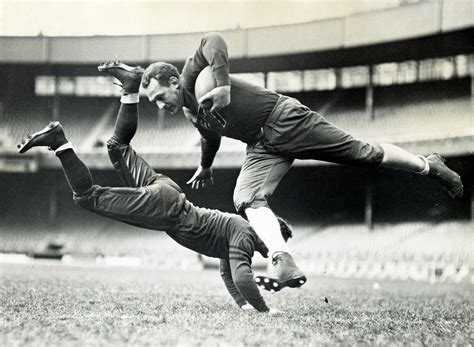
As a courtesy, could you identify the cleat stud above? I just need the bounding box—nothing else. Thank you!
[273,282,278,288]
[270,289,275,294]
[299,280,305,284]
[255,277,261,283]
[264,278,270,283]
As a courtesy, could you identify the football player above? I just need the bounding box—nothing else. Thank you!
[16,69,295,313]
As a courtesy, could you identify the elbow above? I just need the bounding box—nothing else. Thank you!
[204,32,224,41]
[202,32,227,49]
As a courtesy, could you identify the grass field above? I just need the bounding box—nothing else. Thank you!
[0,263,471,346]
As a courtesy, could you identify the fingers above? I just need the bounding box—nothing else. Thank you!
[268,308,283,316]
[199,86,231,111]
[191,180,200,190]
[186,175,198,185]
[198,94,213,110]
[187,178,214,190]
[241,304,253,311]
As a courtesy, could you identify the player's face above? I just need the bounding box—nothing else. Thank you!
[144,77,183,115]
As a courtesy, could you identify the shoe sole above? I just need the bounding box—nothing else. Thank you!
[254,275,307,293]
[97,62,136,73]
[17,122,61,154]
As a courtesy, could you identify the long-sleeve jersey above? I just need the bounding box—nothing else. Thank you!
[180,32,279,167]
[79,145,270,312]
[166,199,270,312]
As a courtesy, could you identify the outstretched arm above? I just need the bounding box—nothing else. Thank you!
[228,237,269,312]
[187,127,221,189]
[193,32,230,89]
[182,32,231,111]
[219,259,247,308]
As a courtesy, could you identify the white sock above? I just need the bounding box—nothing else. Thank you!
[416,155,430,175]
[54,142,74,156]
[120,93,139,104]
[245,207,291,257]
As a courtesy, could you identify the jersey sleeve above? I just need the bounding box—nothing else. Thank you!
[228,234,269,312]
[198,127,221,168]
[219,259,247,307]
[193,32,230,87]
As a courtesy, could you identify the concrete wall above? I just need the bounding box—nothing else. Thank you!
[0,0,472,64]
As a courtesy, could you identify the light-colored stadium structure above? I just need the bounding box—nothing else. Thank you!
[0,1,473,284]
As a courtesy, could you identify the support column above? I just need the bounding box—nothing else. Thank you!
[366,65,374,121]
[53,75,60,120]
[48,176,59,227]
[365,176,374,230]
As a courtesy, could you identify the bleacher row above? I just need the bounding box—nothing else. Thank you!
[2,79,472,153]
[291,221,473,283]
[0,220,472,283]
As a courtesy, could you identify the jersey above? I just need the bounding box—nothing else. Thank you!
[180,32,279,167]
[167,201,269,312]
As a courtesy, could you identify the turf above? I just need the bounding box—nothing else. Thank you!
[0,263,471,346]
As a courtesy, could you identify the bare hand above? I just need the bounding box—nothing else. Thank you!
[186,166,214,190]
[198,85,231,112]
[268,308,283,316]
[241,304,254,311]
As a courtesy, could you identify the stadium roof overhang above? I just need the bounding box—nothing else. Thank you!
[229,28,474,73]
[0,28,472,78]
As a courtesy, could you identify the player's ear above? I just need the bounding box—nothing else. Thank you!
[169,76,179,87]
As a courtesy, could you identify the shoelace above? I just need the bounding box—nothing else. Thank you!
[272,256,282,266]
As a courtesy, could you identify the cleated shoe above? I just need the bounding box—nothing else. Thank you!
[426,153,463,199]
[254,252,307,292]
[97,61,144,94]
[17,121,67,153]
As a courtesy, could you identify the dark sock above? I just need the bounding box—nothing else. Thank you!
[57,149,93,193]
[49,138,68,151]
[113,103,138,144]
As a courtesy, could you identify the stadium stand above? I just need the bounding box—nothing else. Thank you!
[319,79,472,144]
[3,97,53,148]
[1,216,471,282]
[4,78,470,153]
[291,221,473,283]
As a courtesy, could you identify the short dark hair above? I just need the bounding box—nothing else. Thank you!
[141,62,180,88]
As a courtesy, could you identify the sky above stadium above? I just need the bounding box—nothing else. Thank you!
[0,0,405,36]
